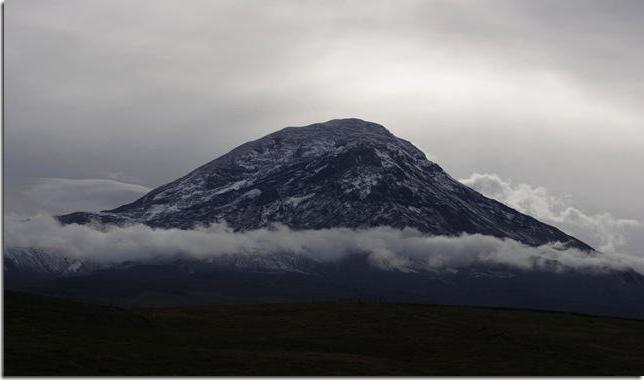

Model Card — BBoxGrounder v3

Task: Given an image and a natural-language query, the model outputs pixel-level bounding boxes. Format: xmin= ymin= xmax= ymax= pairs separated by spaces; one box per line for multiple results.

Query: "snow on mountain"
xmin=10 ymin=119 xmax=644 ymax=318
xmin=4 ymin=247 xmax=99 ymax=276
xmin=57 ymin=118 xmax=592 ymax=251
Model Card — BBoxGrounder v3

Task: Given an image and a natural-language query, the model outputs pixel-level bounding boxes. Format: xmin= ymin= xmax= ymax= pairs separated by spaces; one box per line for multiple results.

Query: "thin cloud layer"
xmin=23 ymin=178 xmax=151 ymax=214
xmin=5 ymin=214 xmax=643 ymax=275
xmin=460 ymin=173 xmax=643 ymax=254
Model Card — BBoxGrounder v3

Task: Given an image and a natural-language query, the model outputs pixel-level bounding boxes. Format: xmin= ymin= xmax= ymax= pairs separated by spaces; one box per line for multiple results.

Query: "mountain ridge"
xmin=13 ymin=119 xmax=644 ymax=320
xmin=57 ymin=118 xmax=593 ymax=251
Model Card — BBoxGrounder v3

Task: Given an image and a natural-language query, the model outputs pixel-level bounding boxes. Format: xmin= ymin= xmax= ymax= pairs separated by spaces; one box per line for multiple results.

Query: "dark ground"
xmin=4 ymin=290 xmax=644 ymax=376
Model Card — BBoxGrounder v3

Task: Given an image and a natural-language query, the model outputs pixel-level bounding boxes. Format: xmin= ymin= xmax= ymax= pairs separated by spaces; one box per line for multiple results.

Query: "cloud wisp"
xmin=22 ymin=177 xmax=151 ymax=214
xmin=5 ymin=214 xmax=643 ymax=275
xmin=460 ymin=173 xmax=643 ymax=255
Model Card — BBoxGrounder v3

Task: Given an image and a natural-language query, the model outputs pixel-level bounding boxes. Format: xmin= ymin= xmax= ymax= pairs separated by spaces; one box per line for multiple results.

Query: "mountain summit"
xmin=59 ymin=118 xmax=592 ymax=250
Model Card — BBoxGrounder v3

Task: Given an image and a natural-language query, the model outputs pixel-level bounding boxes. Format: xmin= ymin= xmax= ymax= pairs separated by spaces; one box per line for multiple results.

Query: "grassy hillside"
xmin=4 ymin=291 xmax=644 ymax=375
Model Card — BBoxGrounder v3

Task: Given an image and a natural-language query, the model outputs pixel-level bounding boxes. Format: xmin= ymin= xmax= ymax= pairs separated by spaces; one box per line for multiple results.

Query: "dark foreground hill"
xmin=5 ymin=291 xmax=644 ymax=376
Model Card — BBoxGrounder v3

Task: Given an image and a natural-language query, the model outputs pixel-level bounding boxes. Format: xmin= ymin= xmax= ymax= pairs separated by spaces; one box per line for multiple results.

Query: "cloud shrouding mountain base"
xmin=460 ymin=173 xmax=643 ymax=255
xmin=5 ymin=214 xmax=643 ymax=275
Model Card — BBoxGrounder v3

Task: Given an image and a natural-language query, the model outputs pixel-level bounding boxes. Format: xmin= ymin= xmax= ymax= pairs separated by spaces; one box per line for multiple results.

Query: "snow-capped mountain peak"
xmin=58 ymin=118 xmax=592 ymax=251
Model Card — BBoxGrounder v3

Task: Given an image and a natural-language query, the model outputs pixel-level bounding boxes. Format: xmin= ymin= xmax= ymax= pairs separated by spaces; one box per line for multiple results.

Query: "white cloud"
xmin=23 ymin=178 xmax=151 ymax=214
xmin=459 ymin=173 xmax=642 ymax=254
xmin=5 ymin=214 xmax=643 ymax=276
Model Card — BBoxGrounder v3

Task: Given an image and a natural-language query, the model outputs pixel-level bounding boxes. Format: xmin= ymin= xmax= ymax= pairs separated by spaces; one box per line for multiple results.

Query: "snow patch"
xmin=284 ymin=193 xmax=316 ymax=207
xmin=374 ymin=148 xmax=397 ymax=168
xmin=242 ymin=189 xmax=262 ymax=199
xmin=342 ymin=173 xmax=382 ymax=198
xmin=408 ymin=206 xmax=421 ymax=213
xmin=214 ymin=180 xmax=249 ymax=195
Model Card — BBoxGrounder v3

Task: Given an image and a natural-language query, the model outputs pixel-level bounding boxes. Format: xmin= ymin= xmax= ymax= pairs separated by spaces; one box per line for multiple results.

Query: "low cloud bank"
xmin=5 ymin=214 xmax=643 ymax=275
xmin=460 ymin=173 xmax=643 ymax=254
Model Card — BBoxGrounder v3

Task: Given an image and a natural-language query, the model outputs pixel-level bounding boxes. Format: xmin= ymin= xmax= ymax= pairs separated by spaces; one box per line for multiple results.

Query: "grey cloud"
xmin=409 ymin=0 xmax=644 ymax=109
xmin=5 ymin=0 xmax=644 ymax=228
xmin=5 ymin=214 xmax=643 ymax=275
xmin=460 ymin=173 xmax=643 ymax=255
xmin=22 ymin=178 xmax=151 ymax=214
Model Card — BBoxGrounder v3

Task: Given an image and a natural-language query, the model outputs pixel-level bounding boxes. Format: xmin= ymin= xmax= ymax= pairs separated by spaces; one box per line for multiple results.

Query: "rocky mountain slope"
xmin=9 ymin=119 xmax=644 ymax=319
xmin=58 ymin=118 xmax=592 ymax=250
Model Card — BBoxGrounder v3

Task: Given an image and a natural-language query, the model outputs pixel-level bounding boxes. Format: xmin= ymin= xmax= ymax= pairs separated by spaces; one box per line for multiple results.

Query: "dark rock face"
xmin=58 ymin=118 xmax=592 ymax=250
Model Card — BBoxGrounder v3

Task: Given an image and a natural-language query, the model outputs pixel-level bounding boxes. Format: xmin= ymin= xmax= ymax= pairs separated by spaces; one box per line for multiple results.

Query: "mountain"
xmin=11 ymin=118 xmax=643 ymax=319
xmin=57 ymin=118 xmax=591 ymax=250
xmin=5 ymin=251 xmax=644 ymax=318
xmin=4 ymin=247 xmax=95 ymax=277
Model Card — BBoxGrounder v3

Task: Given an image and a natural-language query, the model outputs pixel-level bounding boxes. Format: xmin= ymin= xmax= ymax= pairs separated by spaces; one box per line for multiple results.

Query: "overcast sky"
xmin=5 ymin=0 xmax=643 ymax=252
